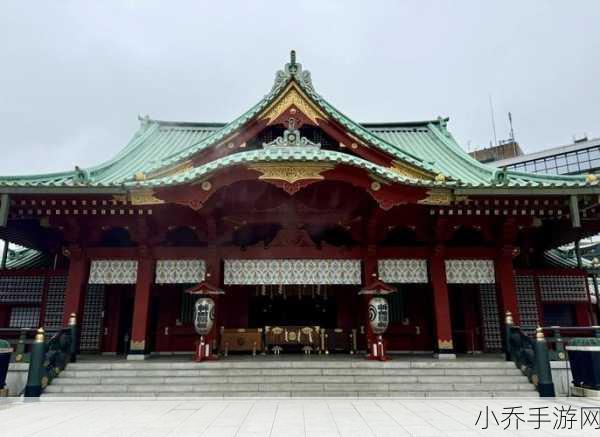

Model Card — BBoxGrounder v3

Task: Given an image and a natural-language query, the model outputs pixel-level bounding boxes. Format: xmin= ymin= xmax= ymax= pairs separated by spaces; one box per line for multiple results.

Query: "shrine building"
xmin=1 ymin=52 xmax=599 ymax=360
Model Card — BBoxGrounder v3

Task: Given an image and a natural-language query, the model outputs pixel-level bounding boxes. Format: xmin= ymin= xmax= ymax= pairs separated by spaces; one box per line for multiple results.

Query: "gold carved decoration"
xmin=129 ymin=189 xmax=164 ymax=205
xmin=438 ymin=339 xmax=454 ymax=350
xmin=147 ymin=160 xmax=193 ymax=180
xmin=130 ymin=340 xmax=146 ymax=351
xmin=112 ymin=194 xmax=127 ymax=204
xmin=249 ymin=162 xmax=334 ymax=184
xmin=389 ymin=160 xmax=435 ymax=181
xmin=259 ymin=83 xmax=327 ymax=125
xmin=134 ymin=171 xmax=146 ymax=181
xmin=418 ymin=188 xmax=454 ymax=205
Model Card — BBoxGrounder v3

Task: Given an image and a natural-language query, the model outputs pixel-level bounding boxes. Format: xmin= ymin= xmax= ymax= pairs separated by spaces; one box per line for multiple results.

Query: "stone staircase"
xmin=42 ymin=357 xmax=538 ymax=398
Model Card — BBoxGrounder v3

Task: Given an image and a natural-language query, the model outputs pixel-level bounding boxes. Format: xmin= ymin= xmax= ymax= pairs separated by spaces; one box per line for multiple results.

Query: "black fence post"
xmin=504 ymin=311 xmax=513 ymax=362
xmin=14 ymin=329 xmax=27 ymax=362
xmin=68 ymin=313 xmax=78 ymax=363
xmin=24 ymin=328 xmax=45 ymax=398
xmin=534 ymin=327 xmax=556 ymax=397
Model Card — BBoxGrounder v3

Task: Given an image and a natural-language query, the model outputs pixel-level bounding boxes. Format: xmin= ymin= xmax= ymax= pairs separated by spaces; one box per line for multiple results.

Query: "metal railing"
xmin=503 ymin=311 xmax=555 ymax=397
xmin=541 ymin=326 xmax=600 ymax=361
xmin=23 ymin=313 xmax=78 ymax=398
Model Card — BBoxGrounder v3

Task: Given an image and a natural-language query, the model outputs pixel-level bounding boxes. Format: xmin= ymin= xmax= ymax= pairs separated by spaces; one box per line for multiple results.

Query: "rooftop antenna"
xmin=488 ymin=94 xmax=498 ymax=147
xmin=508 ymin=112 xmax=515 ymax=142
xmin=508 ymin=112 xmax=517 ymax=156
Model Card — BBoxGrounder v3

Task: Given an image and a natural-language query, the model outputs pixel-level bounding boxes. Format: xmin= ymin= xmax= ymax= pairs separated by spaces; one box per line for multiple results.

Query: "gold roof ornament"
xmin=388 ymin=161 xmax=434 ymax=181
xmin=260 ymin=82 xmax=327 ymax=125
xmin=586 ymin=174 xmax=598 ymax=184
xmin=134 ymin=171 xmax=146 ymax=181
xmin=417 ymin=188 xmax=453 ymax=205
xmin=435 ymin=173 xmax=446 ymax=183
xmin=129 ymin=189 xmax=164 ymax=205
xmin=249 ymin=162 xmax=333 ymax=184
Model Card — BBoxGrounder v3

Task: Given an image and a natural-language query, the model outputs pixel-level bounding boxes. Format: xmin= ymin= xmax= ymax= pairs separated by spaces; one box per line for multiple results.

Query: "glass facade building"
xmin=492 ymin=138 xmax=600 ymax=176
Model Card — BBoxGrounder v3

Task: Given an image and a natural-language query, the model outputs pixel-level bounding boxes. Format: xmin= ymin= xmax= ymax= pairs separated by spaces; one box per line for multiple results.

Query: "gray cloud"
xmin=1 ymin=0 xmax=599 ymax=175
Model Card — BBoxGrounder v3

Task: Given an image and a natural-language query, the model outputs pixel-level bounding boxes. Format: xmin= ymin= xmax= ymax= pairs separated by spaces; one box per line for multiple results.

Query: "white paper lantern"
xmin=368 ymin=296 xmax=389 ymax=334
xmin=193 ymin=297 xmax=215 ymax=336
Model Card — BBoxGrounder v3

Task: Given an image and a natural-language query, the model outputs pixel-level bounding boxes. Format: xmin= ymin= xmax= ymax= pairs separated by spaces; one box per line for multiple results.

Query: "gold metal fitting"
xmin=134 ymin=171 xmax=146 ymax=181
xmin=536 ymin=326 xmax=545 ymax=342
xmin=505 ymin=311 xmax=513 ymax=325
xmin=435 ymin=173 xmax=446 ymax=183
xmin=68 ymin=313 xmax=77 ymax=326
xmin=586 ymin=174 xmax=598 ymax=184
xmin=35 ymin=328 xmax=45 ymax=343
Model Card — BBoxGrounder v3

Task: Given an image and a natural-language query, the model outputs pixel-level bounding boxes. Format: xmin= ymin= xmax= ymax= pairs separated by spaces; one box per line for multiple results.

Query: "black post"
xmin=24 ymin=328 xmax=45 ymax=398
xmin=68 ymin=313 xmax=78 ymax=363
xmin=534 ymin=327 xmax=556 ymax=397
xmin=553 ymin=326 xmax=566 ymax=360
xmin=14 ymin=329 xmax=27 ymax=362
xmin=504 ymin=311 xmax=513 ymax=362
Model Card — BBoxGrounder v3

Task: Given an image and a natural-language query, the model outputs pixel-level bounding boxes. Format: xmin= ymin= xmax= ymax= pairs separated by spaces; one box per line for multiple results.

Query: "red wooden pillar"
xmin=62 ymin=247 xmax=88 ymax=326
xmin=362 ymin=245 xmax=378 ymax=357
xmin=430 ymin=245 xmax=455 ymax=358
xmin=575 ymin=303 xmax=591 ymax=326
xmin=128 ymin=255 xmax=155 ymax=359
xmin=495 ymin=246 xmax=521 ymax=325
xmin=205 ymin=245 xmax=221 ymax=355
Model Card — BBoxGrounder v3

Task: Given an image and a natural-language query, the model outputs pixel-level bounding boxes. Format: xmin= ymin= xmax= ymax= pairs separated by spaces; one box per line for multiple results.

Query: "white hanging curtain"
xmin=155 ymin=260 xmax=206 ymax=284
xmin=445 ymin=259 xmax=495 ymax=284
xmin=377 ymin=259 xmax=428 ymax=283
xmin=224 ymin=259 xmax=362 ymax=285
xmin=89 ymin=260 xmax=138 ymax=284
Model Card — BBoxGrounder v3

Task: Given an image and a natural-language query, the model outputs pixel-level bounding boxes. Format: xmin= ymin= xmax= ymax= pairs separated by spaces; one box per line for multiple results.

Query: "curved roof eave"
xmin=124 ymin=149 xmax=439 ymax=190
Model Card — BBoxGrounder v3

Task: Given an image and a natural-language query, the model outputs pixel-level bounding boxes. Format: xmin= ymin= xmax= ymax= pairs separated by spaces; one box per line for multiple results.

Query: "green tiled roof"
xmin=544 ymin=248 xmax=597 ymax=272
xmin=0 ymin=54 xmax=595 ymax=192
xmin=4 ymin=246 xmax=50 ymax=269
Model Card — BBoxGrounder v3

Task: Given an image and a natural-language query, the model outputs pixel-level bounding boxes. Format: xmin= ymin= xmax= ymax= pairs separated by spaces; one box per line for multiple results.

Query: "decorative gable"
xmin=259 ymin=82 xmax=327 ymax=126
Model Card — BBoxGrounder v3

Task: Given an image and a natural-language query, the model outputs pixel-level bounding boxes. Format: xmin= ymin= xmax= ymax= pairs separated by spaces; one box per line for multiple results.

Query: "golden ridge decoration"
xmin=259 ymin=83 xmax=327 ymax=125
xmin=248 ymin=162 xmax=334 ymax=184
xmin=147 ymin=160 xmax=193 ymax=180
xmin=389 ymin=160 xmax=434 ymax=181
xmin=129 ymin=189 xmax=164 ymax=205
xmin=438 ymin=339 xmax=454 ymax=350
xmin=417 ymin=188 xmax=454 ymax=205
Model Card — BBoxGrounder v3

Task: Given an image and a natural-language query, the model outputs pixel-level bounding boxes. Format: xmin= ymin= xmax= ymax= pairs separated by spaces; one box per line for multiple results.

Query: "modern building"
xmin=492 ymin=136 xmax=600 ymax=176
xmin=1 ymin=53 xmax=599 ymax=360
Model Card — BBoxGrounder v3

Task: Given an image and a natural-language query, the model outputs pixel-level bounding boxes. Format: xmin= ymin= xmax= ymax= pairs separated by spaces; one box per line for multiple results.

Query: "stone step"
xmin=41 ymin=390 xmax=539 ymax=399
xmin=66 ymin=360 xmax=516 ymax=371
xmin=44 ymin=358 xmax=536 ymax=398
xmin=59 ymin=367 xmax=523 ymax=378
xmin=51 ymin=374 xmax=530 ymax=385
xmin=44 ymin=381 xmax=535 ymax=394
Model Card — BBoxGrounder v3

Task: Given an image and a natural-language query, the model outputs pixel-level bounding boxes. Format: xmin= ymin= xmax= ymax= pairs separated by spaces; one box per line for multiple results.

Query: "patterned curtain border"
xmin=377 ymin=259 xmax=428 ymax=283
xmin=445 ymin=259 xmax=495 ymax=284
xmin=224 ymin=259 xmax=362 ymax=285
xmin=155 ymin=260 xmax=206 ymax=284
xmin=89 ymin=260 xmax=138 ymax=284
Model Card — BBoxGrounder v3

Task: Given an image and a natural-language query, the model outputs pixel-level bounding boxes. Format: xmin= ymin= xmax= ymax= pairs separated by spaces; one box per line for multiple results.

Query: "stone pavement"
xmin=1 ymin=397 xmax=600 ymax=436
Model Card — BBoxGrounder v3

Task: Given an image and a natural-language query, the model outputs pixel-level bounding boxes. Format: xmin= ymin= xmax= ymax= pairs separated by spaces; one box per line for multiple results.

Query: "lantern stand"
xmin=359 ymin=279 xmax=397 ymax=361
xmin=186 ymin=281 xmax=225 ymax=362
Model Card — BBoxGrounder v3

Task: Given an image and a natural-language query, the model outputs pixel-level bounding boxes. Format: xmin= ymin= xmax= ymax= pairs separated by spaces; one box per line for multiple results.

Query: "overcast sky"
xmin=1 ymin=1 xmax=599 ymax=176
